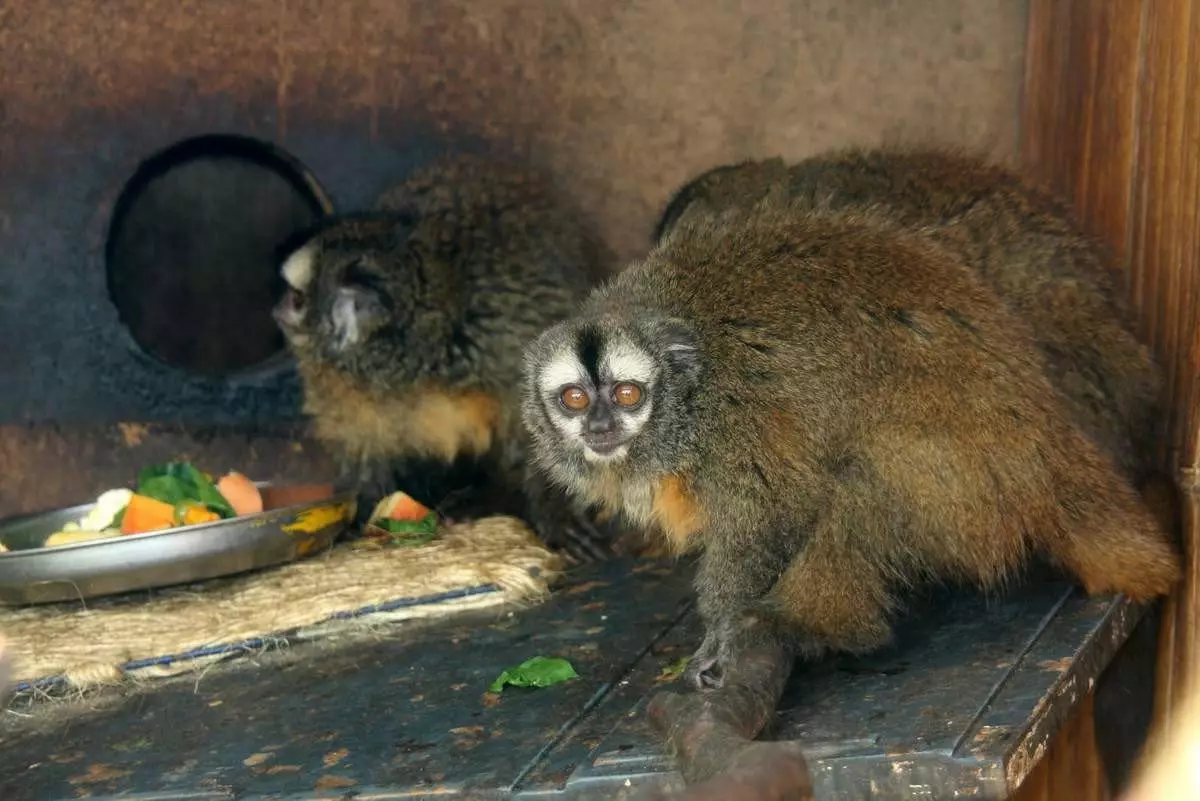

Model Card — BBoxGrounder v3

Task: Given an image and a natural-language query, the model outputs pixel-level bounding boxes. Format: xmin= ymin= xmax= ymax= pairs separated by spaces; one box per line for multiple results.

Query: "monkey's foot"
xmin=648 ymin=638 xmax=794 ymax=786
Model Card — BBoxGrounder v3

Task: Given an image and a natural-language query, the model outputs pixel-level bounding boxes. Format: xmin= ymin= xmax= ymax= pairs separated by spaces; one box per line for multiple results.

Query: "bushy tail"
xmin=1050 ymin=472 xmax=1182 ymax=602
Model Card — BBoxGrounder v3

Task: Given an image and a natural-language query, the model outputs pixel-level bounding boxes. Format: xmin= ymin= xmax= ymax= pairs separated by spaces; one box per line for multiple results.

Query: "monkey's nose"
xmin=273 ymin=293 xmax=303 ymax=328
xmin=586 ymin=415 xmax=615 ymax=435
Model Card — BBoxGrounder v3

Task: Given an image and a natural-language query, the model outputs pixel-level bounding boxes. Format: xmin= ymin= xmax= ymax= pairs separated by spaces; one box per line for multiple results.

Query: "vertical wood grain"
xmin=1009 ymin=694 xmax=1111 ymax=801
xmin=1023 ymin=0 xmax=1200 ymax=792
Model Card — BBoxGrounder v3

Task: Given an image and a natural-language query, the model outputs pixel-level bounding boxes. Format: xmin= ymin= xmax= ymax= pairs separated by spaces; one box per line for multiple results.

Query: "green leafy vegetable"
xmin=656 ymin=656 xmax=691 ymax=683
xmin=375 ymin=512 xmax=439 ymax=547
xmin=488 ymin=656 xmax=579 ymax=693
xmin=136 ymin=462 xmax=235 ymax=519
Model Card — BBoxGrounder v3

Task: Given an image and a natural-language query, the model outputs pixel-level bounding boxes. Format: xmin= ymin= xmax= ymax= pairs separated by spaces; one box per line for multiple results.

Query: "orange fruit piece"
xmin=217 ymin=471 xmax=264 ymax=516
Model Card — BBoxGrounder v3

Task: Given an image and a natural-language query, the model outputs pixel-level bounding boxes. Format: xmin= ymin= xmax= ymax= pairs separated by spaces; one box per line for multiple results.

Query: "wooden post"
xmin=1022 ymin=0 xmax=1200 ymax=794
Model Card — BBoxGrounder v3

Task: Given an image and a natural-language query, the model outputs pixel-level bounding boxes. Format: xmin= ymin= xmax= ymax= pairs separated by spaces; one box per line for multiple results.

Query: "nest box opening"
xmin=105 ymin=134 xmax=333 ymax=378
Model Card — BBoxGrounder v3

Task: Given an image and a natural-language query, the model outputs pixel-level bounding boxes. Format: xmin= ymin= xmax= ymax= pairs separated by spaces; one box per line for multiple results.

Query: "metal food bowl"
xmin=0 ymin=483 xmax=356 ymax=606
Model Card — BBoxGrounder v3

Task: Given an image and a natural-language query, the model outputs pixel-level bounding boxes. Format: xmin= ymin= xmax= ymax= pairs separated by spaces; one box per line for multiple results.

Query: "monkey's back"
xmin=599 ymin=207 xmax=1177 ymax=598
xmin=658 ymin=148 xmax=1161 ymax=482
xmin=378 ymin=154 xmax=609 ymax=389
xmin=374 ymin=155 xmax=612 ymax=451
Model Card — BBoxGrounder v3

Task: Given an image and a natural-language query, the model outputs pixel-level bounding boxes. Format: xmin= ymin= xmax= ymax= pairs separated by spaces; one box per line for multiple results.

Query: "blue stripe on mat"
xmin=13 ymin=583 xmax=501 ymax=695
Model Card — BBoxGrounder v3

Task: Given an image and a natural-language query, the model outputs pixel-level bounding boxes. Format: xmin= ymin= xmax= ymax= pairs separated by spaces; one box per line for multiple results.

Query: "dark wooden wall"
xmin=1019 ymin=0 xmax=1200 ymax=797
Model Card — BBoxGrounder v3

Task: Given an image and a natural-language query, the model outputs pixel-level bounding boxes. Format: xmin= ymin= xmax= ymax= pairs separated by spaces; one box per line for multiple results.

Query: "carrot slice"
xmin=121 ymin=494 xmax=177 ymax=535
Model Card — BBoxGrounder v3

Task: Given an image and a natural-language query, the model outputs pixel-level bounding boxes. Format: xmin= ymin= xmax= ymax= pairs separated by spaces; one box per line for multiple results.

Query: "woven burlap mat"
xmin=0 ymin=516 xmax=561 ymax=697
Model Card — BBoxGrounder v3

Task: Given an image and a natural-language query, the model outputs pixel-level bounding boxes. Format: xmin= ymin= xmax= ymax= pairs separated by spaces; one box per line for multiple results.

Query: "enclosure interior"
xmin=0 ymin=0 xmax=1027 ymax=460
xmin=6 ymin=3 xmax=1166 ymax=798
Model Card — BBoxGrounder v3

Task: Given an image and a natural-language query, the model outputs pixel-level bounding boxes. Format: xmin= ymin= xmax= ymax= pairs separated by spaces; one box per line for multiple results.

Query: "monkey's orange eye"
xmin=560 ymin=385 xmax=590 ymax=411
xmin=613 ymin=382 xmax=643 ymax=407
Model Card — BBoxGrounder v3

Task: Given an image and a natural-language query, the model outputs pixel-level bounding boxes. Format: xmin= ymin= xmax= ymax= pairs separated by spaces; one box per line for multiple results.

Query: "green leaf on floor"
xmin=488 ymin=656 xmax=579 ymax=693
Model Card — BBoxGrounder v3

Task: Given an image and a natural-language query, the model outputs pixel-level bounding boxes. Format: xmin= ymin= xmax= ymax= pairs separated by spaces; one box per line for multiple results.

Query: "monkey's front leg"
xmin=647 ymin=616 xmax=803 ymax=791
xmin=686 ymin=534 xmax=792 ymax=691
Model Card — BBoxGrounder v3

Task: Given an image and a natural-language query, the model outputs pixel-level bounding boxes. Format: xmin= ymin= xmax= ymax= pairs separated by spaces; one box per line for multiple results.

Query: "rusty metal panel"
xmin=0 ymin=422 xmax=334 ymax=517
xmin=0 ymin=0 xmax=1026 ymax=425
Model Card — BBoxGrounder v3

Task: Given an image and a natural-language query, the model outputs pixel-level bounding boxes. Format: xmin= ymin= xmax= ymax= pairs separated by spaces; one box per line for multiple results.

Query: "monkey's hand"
xmin=685 ymin=612 xmax=777 ymax=692
xmin=686 ymin=628 xmax=733 ymax=691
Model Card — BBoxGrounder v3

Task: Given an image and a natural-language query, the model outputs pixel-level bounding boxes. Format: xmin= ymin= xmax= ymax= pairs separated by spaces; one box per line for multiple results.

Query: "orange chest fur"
xmin=651 ymin=475 xmax=707 ymax=553
xmin=587 ymin=470 xmax=707 ymax=555
xmin=299 ymin=364 xmax=502 ymax=462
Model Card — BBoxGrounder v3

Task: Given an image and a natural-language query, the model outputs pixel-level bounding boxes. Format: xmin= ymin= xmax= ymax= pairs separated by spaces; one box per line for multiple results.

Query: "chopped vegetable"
xmin=369 ymin=491 xmax=432 ymax=523
xmin=363 ymin=491 xmax=440 ymax=548
xmin=19 ymin=462 xmax=281 ymax=553
xmin=137 ymin=462 xmax=236 ymax=519
xmin=488 ymin=656 xmax=579 ymax=693
xmin=373 ymin=512 xmax=439 ymax=547
xmin=388 ymin=493 xmax=432 ymax=522
xmin=656 ymin=656 xmax=691 ymax=683
xmin=79 ymin=489 xmax=134 ymax=532
xmin=177 ymin=501 xmax=221 ymax=526
xmin=216 ymin=471 xmax=263 ymax=516
xmin=120 ymin=494 xmax=179 ymax=535
xmin=45 ymin=529 xmax=117 ymax=547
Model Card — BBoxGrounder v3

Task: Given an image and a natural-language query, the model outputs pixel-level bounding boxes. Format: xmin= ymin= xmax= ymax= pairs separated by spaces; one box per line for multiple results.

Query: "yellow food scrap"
xmin=44 ymin=529 xmax=120 ymax=547
xmin=282 ymin=502 xmax=352 ymax=535
xmin=179 ymin=503 xmax=220 ymax=526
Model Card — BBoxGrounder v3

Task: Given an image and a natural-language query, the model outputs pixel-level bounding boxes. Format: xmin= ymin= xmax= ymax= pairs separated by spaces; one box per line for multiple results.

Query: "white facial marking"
xmin=601 ymin=340 xmax=655 ymax=440
xmin=582 ymin=444 xmax=630 ymax=464
xmin=601 ymin=341 xmax=655 ymax=385
xmin=281 ymin=243 xmax=316 ymax=290
xmin=538 ymin=350 xmax=587 ymax=396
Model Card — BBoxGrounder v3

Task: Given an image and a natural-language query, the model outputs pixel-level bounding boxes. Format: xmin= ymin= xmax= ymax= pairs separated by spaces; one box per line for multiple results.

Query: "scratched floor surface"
xmin=0 ymin=557 xmax=1147 ymax=801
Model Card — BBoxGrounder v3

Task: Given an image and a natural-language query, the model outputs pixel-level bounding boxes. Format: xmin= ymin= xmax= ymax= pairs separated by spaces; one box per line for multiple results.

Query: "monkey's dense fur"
xmin=274 ymin=154 xmax=609 ymax=538
xmin=523 ymin=147 xmax=1181 ymax=691
xmin=655 ymin=148 xmax=1162 ymax=484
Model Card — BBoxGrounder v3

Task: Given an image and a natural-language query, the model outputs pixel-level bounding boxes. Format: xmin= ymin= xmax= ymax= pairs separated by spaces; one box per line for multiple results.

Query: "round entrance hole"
xmin=105 ymin=134 xmax=332 ymax=377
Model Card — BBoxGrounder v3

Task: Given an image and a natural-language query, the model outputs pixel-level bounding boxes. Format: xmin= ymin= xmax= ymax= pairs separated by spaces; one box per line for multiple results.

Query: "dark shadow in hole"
xmin=105 ymin=134 xmax=333 ymax=378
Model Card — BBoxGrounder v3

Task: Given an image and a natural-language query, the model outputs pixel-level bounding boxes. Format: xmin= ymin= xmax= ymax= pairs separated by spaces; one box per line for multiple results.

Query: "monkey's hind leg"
xmin=686 ymin=489 xmax=896 ymax=691
xmin=763 ymin=534 xmax=897 ymax=660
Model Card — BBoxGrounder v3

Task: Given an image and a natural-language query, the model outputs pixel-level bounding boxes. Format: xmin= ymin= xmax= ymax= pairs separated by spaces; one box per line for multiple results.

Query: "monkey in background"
xmin=522 ymin=147 xmax=1180 ymax=691
xmin=654 ymin=148 xmax=1162 ymax=488
xmin=273 ymin=154 xmax=613 ymax=556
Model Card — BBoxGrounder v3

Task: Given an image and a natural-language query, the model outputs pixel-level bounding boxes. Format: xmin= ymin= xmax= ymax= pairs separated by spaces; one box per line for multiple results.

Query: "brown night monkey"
xmin=274 ymin=153 xmax=613 ymax=555
xmin=522 ymin=147 xmax=1181 ymax=689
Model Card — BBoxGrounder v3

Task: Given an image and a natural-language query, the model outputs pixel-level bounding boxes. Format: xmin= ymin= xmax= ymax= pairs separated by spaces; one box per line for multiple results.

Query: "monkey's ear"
xmin=329 ymin=285 xmax=388 ymax=352
xmin=661 ymin=318 xmax=702 ymax=379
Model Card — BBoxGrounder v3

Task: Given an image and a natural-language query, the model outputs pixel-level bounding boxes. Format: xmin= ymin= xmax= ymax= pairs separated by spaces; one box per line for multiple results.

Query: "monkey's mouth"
xmin=582 ymin=434 xmax=630 ymax=457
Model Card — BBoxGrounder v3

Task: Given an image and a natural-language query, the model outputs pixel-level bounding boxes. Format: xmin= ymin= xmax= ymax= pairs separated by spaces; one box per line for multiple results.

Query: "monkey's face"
xmin=271 ymin=217 xmax=430 ymax=375
xmin=274 ymin=243 xmax=390 ymax=353
xmin=523 ymin=315 xmax=701 ymax=468
xmin=530 ymin=327 xmax=655 ymax=464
